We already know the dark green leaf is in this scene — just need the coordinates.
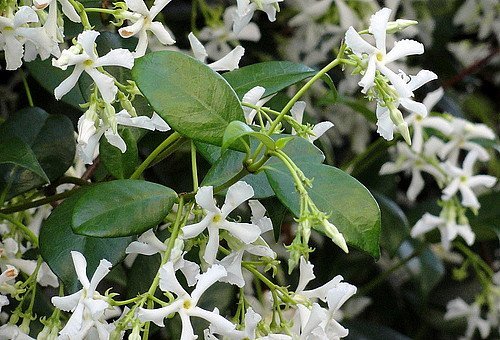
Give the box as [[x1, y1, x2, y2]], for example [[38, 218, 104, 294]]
[[133, 51, 244, 146], [72, 179, 177, 237], [374, 192, 410, 257], [265, 162, 381, 258], [100, 129, 139, 179], [221, 121, 275, 153], [39, 188, 134, 293], [345, 320, 411, 340], [222, 61, 316, 98], [320, 73, 338, 103], [467, 191, 500, 240]]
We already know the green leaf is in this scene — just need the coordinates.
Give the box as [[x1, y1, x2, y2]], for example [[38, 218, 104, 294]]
[[468, 191, 500, 239], [133, 51, 244, 146], [320, 73, 338, 103], [221, 121, 275, 153], [0, 137, 49, 194], [374, 192, 410, 257], [345, 320, 411, 340], [39, 188, 134, 293], [265, 162, 381, 258], [222, 61, 316, 98], [0, 107, 76, 199], [100, 129, 139, 179], [72, 179, 177, 237], [201, 136, 324, 199]]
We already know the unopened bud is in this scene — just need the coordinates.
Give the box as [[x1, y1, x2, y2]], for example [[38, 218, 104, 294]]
[[386, 19, 418, 34]]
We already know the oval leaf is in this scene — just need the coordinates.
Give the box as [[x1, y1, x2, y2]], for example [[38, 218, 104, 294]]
[[265, 162, 381, 258], [132, 50, 244, 146], [39, 188, 134, 293], [222, 61, 316, 98], [72, 179, 177, 237]]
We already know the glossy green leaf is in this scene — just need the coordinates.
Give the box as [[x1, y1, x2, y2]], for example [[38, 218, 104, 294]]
[[265, 162, 381, 258], [374, 192, 410, 257], [0, 137, 49, 196], [222, 61, 316, 98], [133, 51, 244, 146], [320, 73, 338, 103], [100, 129, 139, 179], [72, 179, 177, 237], [221, 121, 275, 153], [0, 107, 76, 199], [201, 136, 324, 199], [39, 188, 134, 293]]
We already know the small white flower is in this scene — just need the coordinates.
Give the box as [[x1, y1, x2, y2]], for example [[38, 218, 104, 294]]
[[188, 32, 245, 72], [233, 0, 283, 35], [345, 7, 424, 97], [445, 298, 491, 339], [52, 30, 134, 103], [138, 263, 236, 339], [51, 251, 115, 339], [182, 182, 262, 264], [0, 324, 35, 340], [441, 151, 497, 209], [118, 0, 176, 57], [241, 86, 275, 125], [290, 101, 334, 142], [33, 0, 80, 41]]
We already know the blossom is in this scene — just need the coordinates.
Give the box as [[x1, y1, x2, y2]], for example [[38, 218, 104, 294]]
[[118, 0, 175, 57], [241, 86, 275, 124], [344, 7, 424, 97], [51, 251, 116, 339], [0, 324, 35, 339], [187, 32, 245, 72], [182, 182, 261, 264], [138, 263, 236, 339], [411, 212, 475, 250], [441, 151, 497, 209], [233, 0, 282, 35], [0, 6, 59, 70], [52, 30, 134, 103], [33, 0, 80, 41], [290, 101, 334, 142], [444, 298, 491, 339]]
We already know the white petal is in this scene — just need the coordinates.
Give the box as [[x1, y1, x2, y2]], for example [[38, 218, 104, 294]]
[[296, 257, 315, 292], [442, 178, 460, 200], [88, 258, 112, 295], [379, 65, 413, 97], [410, 213, 443, 238], [407, 70, 437, 92], [310, 121, 334, 141], [4, 36, 24, 70], [133, 29, 149, 57], [467, 175, 497, 189], [189, 307, 236, 336], [118, 18, 145, 38], [423, 87, 444, 111], [188, 32, 208, 62], [138, 300, 183, 327], [326, 282, 357, 312], [83, 298, 109, 319], [249, 200, 273, 233], [455, 225, 475, 246], [195, 186, 218, 213], [14, 6, 38, 27], [159, 262, 187, 296], [407, 169, 424, 201], [151, 113, 170, 131], [221, 181, 254, 217], [221, 221, 260, 244], [182, 216, 211, 239], [149, 0, 173, 18], [59, 0, 81, 22], [104, 129, 127, 153], [459, 185, 480, 209], [54, 65, 84, 100], [236, 22, 261, 42], [208, 46, 245, 71], [218, 251, 245, 287], [95, 49, 134, 69], [369, 7, 391, 52], [375, 104, 394, 141], [344, 27, 376, 55], [125, 0, 149, 16], [77, 30, 99, 59], [358, 56, 376, 93], [70, 251, 90, 288], [191, 264, 227, 303], [422, 117, 453, 135], [178, 260, 200, 287], [203, 227, 220, 265], [400, 98, 427, 117], [116, 111, 155, 130], [385, 39, 424, 64], [85, 68, 117, 103], [51, 291, 82, 311], [149, 21, 175, 45]]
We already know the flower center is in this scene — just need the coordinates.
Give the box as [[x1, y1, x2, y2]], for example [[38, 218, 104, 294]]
[[3, 26, 13, 31], [212, 214, 222, 223], [182, 299, 192, 309], [83, 59, 94, 67], [459, 175, 467, 183], [376, 51, 384, 62]]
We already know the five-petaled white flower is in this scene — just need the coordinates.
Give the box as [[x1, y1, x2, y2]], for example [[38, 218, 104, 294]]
[[445, 298, 491, 339], [233, 0, 283, 35], [138, 263, 236, 339], [33, 0, 81, 41], [290, 101, 334, 143], [51, 251, 116, 339], [53, 30, 134, 103], [118, 0, 176, 57], [441, 151, 497, 210], [241, 86, 275, 125], [182, 182, 262, 264], [344, 7, 424, 97]]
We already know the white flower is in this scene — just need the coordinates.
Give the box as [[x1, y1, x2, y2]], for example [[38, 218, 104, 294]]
[[188, 32, 245, 72], [138, 263, 236, 339], [344, 7, 424, 97], [51, 251, 115, 340], [0, 324, 35, 340], [182, 182, 261, 264], [439, 117, 496, 165], [445, 298, 491, 339], [52, 30, 134, 103], [441, 151, 497, 210], [77, 108, 170, 164], [375, 69, 437, 142], [241, 86, 275, 125], [118, 0, 175, 57], [411, 212, 475, 250], [0, 6, 59, 70], [233, 0, 282, 35], [290, 101, 334, 142], [198, 7, 260, 60], [33, 0, 80, 41]]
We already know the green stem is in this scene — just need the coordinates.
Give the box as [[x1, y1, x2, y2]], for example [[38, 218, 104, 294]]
[[191, 141, 199, 192], [52, 176, 90, 187], [67, 0, 92, 30], [454, 242, 494, 277], [20, 70, 33, 107], [130, 132, 181, 179], [84, 7, 117, 14], [0, 189, 78, 215], [0, 213, 38, 248]]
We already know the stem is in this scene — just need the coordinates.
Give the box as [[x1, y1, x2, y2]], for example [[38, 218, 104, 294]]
[[0, 189, 79, 215], [20, 70, 33, 107], [53, 176, 90, 187], [0, 213, 38, 248], [191, 141, 199, 192], [130, 132, 181, 179], [84, 7, 117, 14], [67, 0, 92, 30], [455, 242, 494, 277]]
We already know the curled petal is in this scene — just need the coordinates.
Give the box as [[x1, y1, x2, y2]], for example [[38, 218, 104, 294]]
[[344, 27, 376, 55], [221, 181, 254, 217], [191, 264, 227, 303], [369, 7, 391, 52], [95, 48, 134, 69], [385, 39, 424, 64], [195, 186, 218, 213], [77, 30, 99, 59], [208, 46, 245, 71], [149, 21, 175, 45], [221, 221, 260, 244], [188, 32, 208, 62], [85, 68, 117, 103]]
